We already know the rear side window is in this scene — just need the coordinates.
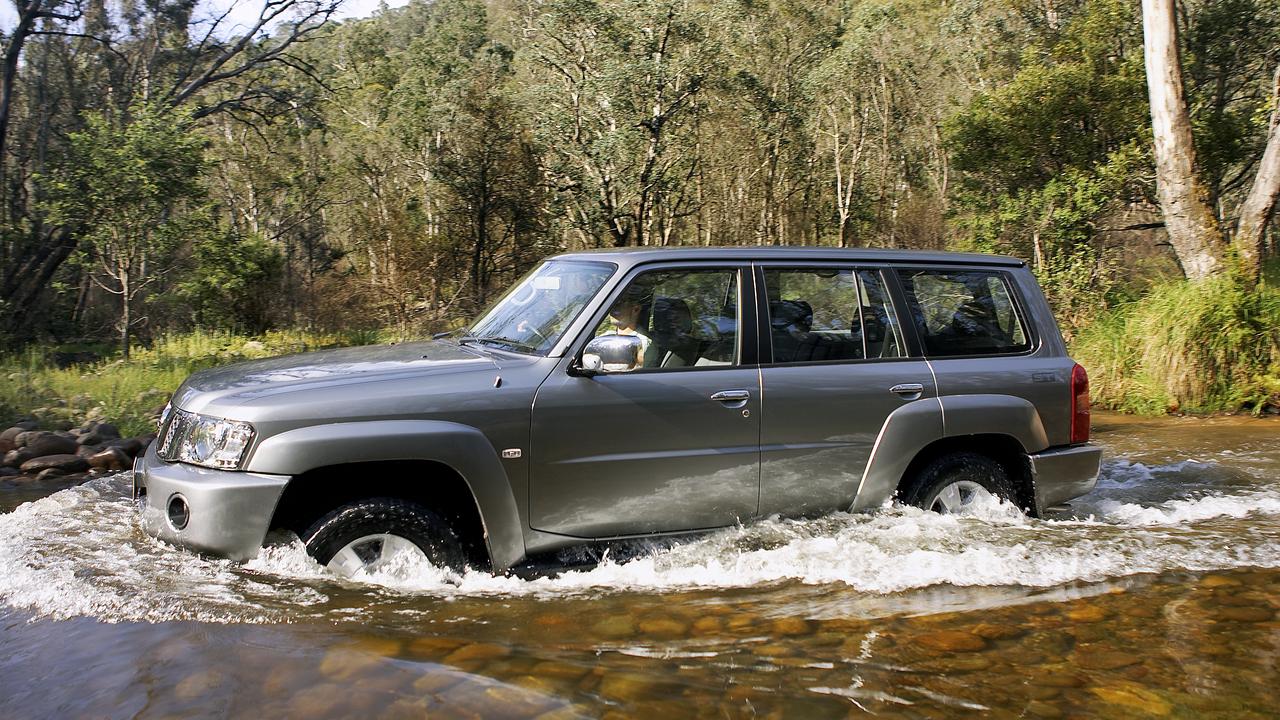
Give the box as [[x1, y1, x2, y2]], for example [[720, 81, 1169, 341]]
[[897, 269, 1031, 357], [762, 268, 904, 363]]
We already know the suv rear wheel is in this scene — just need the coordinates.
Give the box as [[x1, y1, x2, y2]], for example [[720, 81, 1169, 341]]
[[903, 452, 1018, 515], [302, 497, 467, 578]]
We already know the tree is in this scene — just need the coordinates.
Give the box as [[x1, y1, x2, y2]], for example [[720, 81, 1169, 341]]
[[43, 106, 205, 357], [521, 0, 717, 247], [1142, 0, 1280, 280], [0, 0, 343, 342], [1141, 0, 1227, 279]]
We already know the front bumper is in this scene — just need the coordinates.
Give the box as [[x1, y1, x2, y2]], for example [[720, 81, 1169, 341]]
[[133, 443, 291, 561], [1028, 443, 1103, 513]]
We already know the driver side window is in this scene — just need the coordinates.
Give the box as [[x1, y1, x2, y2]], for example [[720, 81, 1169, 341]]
[[591, 268, 740, 370]]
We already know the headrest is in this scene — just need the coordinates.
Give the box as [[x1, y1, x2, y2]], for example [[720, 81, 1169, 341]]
[[770, 299, 813, 331], [651, 296, 693, 342]]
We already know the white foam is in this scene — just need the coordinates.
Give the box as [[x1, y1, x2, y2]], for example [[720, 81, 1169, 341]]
[[1, 454, 1279, 622]]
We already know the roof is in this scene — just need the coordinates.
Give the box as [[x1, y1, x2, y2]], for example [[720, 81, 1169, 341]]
[[549, 246, 1026, 268]]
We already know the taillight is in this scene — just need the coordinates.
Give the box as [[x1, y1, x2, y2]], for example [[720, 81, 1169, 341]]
[[1070, 363, 1090, 443]]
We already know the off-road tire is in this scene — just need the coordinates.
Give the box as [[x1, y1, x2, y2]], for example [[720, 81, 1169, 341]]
[[901, 452, 1019, 514], [302, 497, 467, 573]]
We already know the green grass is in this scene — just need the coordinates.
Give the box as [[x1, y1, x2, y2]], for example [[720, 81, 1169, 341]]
[[0, 329, 388, 436], [1071, 272, 1280, 414]]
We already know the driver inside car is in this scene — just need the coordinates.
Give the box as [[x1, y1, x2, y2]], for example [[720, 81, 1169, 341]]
[[598, 292, 660, 368]]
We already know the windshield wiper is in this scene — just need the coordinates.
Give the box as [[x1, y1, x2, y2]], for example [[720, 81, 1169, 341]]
[[458, 335, 538, 353]]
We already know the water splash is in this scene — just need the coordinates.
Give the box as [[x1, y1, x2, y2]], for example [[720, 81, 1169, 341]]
[[1, 452, 1279, 623]]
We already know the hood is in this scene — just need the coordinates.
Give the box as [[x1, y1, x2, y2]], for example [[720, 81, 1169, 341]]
[[172, 340, 507, 414]]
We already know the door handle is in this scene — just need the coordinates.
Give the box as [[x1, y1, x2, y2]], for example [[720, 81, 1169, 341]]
[[889, 383, 924, 397], [710, 389, 751, 404]]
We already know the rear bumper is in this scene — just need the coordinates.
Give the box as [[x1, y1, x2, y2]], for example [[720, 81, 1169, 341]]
[[132, 443, 291, 561], [1028, 443, 1103, 513]]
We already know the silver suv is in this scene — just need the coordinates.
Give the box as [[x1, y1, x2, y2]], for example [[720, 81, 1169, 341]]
[[135, 248, 1101, 577]]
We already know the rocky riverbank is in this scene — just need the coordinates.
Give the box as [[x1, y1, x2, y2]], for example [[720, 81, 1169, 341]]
[[0, 419, 154, 494]]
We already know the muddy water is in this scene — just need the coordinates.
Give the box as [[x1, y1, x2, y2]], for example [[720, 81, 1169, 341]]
[[2, 413, 1278, 719]]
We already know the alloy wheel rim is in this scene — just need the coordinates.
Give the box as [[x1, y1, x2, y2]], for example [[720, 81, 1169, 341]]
[[929, 480, 994, 514], [326, 533, 427, 577]]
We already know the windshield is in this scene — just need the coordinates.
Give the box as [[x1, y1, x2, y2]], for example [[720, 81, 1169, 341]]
[[466, 260, 616, 355]]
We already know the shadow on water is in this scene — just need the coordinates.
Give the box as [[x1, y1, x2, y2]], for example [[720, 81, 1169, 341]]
[[2, 411, 1279, 718]]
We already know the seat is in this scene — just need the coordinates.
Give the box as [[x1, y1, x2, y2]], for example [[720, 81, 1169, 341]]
[[769, 299, 813, 362], [650, 296, 699, 367]]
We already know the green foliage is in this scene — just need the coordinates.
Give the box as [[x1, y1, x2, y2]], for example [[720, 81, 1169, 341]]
[[177, 230, 285, 332], [0, 329, 387, 436], [44, 104, 206, 246], [1072, 271, 1280, 414]]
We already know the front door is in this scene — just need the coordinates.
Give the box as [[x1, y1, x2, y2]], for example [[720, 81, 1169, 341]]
[[529, 265, 761, 538]]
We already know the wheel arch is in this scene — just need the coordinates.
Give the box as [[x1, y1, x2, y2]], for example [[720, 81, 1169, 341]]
[[853, 394, 1044, 514], [896, 435, 1037, 515], [249, 420, 525, 571]]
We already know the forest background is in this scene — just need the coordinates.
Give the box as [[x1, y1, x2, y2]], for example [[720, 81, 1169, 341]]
[[1, 0, 1278, 433]]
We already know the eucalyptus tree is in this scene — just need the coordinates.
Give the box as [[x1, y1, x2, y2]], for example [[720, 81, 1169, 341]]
[[520, 0, 719, 247], [0, 0, 344, 342], [1142, 0, 1280, 281]]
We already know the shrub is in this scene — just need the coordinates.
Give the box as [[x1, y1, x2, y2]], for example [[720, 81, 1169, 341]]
[[1071, 272, 1280, 414]]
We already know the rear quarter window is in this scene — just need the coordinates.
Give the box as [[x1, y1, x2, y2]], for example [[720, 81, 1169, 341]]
[[897, 268, 1031, 357]]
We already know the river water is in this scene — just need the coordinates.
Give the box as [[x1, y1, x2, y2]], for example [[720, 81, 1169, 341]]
[[1, 412, 1278, 718]]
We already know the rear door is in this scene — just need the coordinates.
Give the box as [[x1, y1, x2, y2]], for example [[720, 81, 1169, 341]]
[[529, 263, 762, 538], [756, 264, 938, 516]]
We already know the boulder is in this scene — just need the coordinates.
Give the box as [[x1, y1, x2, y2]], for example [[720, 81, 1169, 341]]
[[0, 426, 25, 453], [17, 431, 78, 457], [76, 444, 102, 458], [12, 419, 38, 431], [0, 466, 19, 477], [4, 448, 37, 468], [108, 437, 144, 457], [76, 421, 121, 446], [34, 467, 66, 482], [88, 447, 131, 472], [20, 454, 90, 474]]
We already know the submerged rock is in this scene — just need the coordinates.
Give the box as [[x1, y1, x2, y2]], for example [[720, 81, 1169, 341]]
[[916, 630, 987, 653]]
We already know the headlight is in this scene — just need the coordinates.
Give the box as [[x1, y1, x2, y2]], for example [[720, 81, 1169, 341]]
[[158, 408, 255, 470]]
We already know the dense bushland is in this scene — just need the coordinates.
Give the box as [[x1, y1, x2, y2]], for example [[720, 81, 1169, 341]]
[[0, 0, 1276, 415]]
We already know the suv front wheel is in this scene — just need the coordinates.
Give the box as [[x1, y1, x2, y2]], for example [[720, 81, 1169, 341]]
[[302, 497, 467, 578], [902, 452, 1018, 515]]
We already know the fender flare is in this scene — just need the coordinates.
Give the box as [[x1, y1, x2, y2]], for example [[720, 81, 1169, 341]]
[[853, 394, 1048, 509], [939, 394, 1048, 452], [852, 398, 943, 510], [246, 420, 525, 571]]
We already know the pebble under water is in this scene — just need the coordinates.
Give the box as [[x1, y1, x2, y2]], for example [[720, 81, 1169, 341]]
[[1, 412, 1278, 718]]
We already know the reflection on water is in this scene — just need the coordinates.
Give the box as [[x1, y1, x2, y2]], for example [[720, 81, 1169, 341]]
[[2, 412, 1279, 717]]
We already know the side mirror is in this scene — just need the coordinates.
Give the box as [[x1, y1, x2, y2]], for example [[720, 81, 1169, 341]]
[[578, 335, 643, 375]]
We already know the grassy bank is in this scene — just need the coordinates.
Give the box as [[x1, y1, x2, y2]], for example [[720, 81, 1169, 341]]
[[1071, 272, 1280, 414], [1, 329, 387, 436]]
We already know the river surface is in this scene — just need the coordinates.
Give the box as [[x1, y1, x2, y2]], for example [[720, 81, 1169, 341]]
[[2, 412, 1278, 718]]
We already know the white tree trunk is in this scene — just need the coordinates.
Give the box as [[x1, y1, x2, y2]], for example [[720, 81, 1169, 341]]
[[1233, 64, 1280, 277], [1142, 0, 1225, 280]]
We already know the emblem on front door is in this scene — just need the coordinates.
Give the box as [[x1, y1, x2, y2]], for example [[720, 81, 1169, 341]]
[[502, 448, 522, 459]]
